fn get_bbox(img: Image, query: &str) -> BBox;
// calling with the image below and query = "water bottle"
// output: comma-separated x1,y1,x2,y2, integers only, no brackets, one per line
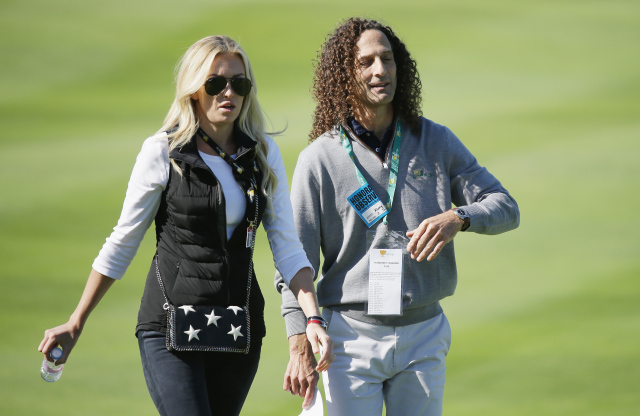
41,347,64,382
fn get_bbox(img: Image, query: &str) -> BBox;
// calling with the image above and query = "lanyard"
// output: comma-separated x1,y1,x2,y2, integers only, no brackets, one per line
197,128,259,229
340,120,402,225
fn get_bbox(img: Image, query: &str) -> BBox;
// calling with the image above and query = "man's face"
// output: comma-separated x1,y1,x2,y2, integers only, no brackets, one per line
352,29,397,111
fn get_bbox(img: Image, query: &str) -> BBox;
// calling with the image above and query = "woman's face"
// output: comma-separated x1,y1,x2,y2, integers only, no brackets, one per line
192,53,247,131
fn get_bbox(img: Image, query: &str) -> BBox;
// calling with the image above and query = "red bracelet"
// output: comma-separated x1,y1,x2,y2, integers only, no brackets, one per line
306,316,328,329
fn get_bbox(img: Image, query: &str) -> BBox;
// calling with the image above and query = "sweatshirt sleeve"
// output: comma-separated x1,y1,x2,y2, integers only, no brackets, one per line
275,148,323,337
262,137,314,286
446,128,520,234
91,135,169,279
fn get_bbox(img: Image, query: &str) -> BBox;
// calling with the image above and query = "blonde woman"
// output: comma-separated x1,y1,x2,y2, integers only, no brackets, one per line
38,35,333,416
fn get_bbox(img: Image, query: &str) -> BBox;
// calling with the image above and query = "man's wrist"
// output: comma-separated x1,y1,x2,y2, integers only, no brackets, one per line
284,310,308,338
288,333,310,353
452,207,471,231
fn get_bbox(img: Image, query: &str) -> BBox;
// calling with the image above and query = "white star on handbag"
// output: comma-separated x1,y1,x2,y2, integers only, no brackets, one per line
179,305,196,315
227,306,243,315
228,324,243,341
205,310,222,327
185,325,201,341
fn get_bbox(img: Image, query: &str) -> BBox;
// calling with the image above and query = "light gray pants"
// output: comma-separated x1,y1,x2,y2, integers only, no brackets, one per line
322,309,451,416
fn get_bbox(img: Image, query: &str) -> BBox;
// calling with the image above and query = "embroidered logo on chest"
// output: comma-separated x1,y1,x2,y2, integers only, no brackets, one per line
411,169,433,180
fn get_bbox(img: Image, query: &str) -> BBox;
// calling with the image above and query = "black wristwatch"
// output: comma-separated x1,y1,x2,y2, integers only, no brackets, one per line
452,208,470,231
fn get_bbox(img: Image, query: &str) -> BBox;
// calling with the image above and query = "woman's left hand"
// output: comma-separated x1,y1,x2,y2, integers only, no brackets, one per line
305,324,334,372
287,267,334,371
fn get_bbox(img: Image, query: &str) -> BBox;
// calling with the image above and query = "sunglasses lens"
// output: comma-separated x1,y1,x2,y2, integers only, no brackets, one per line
204,77,227,96
230,78,252,96
204,77,252,97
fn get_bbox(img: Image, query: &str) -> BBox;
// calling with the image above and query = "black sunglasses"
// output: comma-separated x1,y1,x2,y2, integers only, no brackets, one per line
204,76,252,97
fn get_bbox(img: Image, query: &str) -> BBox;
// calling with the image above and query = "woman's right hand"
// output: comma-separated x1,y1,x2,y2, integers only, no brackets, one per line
38,320,82,365
37,269,116,364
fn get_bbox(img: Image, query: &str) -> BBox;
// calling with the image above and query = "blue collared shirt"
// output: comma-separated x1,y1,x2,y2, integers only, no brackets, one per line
347,117,394,160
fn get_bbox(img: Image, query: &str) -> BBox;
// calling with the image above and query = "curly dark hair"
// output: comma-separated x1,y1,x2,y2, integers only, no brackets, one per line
309,17,422,142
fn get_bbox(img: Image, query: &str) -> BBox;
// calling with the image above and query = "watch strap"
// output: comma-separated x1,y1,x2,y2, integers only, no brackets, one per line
453,208,471,231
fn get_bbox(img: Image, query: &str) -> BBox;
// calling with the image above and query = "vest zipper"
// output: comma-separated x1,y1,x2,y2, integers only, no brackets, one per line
223,248,231,305
216,183,232,305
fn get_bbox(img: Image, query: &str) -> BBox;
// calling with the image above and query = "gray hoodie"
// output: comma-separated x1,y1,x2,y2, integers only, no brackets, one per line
276,117,520,337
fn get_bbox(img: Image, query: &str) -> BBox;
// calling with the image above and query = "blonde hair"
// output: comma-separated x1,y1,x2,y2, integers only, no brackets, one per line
158,35,277,214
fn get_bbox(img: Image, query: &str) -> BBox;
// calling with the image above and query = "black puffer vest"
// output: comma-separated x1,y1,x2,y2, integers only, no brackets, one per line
136,130,267,340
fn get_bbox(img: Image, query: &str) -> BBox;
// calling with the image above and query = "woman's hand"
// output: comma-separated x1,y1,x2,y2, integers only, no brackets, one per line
283,329,334,410
288,268,334,371
306,323,334,372
286,268,335,408
37,269,115,364
38,321,82,365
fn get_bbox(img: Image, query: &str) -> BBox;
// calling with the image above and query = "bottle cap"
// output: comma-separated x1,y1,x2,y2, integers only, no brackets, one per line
50,347,63,360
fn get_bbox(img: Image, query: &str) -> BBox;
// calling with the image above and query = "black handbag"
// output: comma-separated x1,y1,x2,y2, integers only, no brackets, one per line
156,256,252,353
155,160,259,354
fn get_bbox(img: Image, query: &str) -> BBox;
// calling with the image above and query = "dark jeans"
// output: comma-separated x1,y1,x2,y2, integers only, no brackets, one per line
138,330,262,416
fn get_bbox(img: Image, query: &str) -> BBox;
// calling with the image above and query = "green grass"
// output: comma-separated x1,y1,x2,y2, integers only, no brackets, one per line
1,0,639,415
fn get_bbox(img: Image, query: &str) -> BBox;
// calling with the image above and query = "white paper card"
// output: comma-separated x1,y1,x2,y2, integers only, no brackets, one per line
298,387,324,416
367,248,403,315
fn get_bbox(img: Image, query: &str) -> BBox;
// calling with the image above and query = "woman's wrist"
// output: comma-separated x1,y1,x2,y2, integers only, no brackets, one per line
306,315,328,330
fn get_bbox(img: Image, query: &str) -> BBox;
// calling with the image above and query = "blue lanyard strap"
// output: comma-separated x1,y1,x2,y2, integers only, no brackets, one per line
340,120,402,225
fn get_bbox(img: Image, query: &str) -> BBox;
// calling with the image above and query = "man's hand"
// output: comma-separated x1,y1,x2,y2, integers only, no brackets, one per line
284,333,319,409
406,210,464,262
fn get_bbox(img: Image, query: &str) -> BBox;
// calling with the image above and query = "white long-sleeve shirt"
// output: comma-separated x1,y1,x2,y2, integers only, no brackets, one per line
92,132,312,286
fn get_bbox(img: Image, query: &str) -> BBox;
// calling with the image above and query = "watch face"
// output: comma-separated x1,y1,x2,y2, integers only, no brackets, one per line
455,208,467,217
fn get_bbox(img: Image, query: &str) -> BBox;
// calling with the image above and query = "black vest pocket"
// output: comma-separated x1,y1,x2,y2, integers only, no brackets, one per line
170,259,229,305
